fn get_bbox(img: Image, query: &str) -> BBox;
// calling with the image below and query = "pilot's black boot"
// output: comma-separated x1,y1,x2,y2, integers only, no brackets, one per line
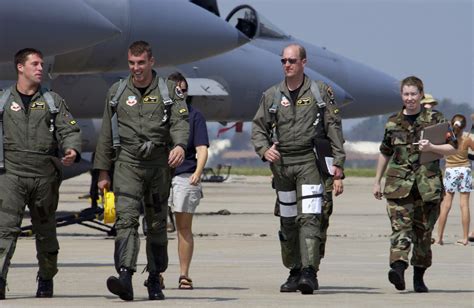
297,267,318,294
280,268,301,292
36,277,53,298
388,260,407,291
107,267,134,301
146,272,165,300
0,277,6,300
413,266,429,293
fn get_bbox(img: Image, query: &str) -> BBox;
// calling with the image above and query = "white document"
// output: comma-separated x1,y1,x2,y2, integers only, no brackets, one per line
325,157,334,175
301,184,323,214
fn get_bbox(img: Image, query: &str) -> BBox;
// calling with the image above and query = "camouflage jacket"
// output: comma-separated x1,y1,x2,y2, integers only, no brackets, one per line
380,107,457,201
1,86,82,177
251,75,345,166
94,71,189,170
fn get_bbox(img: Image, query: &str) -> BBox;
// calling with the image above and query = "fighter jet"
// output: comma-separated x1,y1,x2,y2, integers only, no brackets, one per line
0,0,403,178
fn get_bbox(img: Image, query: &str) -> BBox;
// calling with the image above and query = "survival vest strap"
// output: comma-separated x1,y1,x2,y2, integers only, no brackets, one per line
0,87,58,170
108,78,174,149
41,88,59,133
268,81,327,143
109,79,127,149
0,89,11,169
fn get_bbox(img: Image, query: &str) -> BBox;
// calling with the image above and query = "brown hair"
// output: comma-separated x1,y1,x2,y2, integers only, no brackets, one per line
14,48,43,72
282,44,307,60
400,76,423,94
168,72,188,88
451,114,466,137
128,41,153,59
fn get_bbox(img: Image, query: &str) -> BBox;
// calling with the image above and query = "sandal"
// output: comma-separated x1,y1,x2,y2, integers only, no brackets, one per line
456,239,468,246
178,275,193,290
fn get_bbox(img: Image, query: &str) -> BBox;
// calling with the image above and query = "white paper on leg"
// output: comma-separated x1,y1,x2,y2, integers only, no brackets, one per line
278,190,297,217
301,184,323,214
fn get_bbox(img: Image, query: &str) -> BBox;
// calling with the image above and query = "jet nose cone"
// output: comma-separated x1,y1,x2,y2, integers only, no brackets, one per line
0,0,120,63
129,0,249,66
339,58,401,118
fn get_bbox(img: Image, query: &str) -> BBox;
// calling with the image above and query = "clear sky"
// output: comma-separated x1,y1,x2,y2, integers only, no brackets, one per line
218,0,473,106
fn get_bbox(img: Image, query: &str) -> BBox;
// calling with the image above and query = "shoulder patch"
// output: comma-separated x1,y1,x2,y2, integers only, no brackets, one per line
179,108,187,114
69,120,77,125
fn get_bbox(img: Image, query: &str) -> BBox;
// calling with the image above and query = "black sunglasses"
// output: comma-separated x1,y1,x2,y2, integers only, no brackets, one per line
280,58,299,65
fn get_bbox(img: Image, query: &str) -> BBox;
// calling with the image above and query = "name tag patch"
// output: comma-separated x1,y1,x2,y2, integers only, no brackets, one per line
30,101,45,110
143,96,158,104
296,97,311,106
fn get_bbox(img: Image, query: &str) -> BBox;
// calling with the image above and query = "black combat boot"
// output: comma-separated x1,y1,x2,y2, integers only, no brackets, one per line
146,272,165,300
107,267,134,301
0,277,6,300
36,277,53,298
413,266,429,293
280,268,301,292
297,267,318,294
388,260,407,291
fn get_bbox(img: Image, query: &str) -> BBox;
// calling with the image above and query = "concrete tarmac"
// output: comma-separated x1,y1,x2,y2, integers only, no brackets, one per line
3,174,473,307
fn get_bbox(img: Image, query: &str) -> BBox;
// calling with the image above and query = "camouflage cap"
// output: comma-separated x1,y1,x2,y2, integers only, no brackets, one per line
421,93,438,106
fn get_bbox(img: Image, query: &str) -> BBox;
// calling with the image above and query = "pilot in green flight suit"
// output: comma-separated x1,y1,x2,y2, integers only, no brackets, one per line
94,41,189,301
0,48,81,300
252,44,345,295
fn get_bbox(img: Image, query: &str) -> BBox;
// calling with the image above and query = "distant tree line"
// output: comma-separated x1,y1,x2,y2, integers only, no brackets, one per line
344,99,473,142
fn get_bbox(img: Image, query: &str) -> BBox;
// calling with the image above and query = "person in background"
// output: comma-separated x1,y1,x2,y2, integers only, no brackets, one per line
436,114,474,246
420,93,438,109
167,72,209,289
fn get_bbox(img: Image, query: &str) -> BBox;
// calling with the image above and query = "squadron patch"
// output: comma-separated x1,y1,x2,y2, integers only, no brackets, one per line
30,101,45,110
143,95,158,104
327,86,335,104
296,97,311,106
126,95,137,106
280,96,290,107
10,102,21,112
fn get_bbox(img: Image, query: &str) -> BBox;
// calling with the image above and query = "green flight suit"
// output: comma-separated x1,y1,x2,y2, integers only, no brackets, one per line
0,86,82,280
94,71,189,274
380,107,457,268
252,75,345,272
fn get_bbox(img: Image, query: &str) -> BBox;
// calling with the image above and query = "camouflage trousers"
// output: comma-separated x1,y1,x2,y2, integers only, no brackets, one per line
386,185,440,268
271,161,323,271
0,172,60,280
113,161,171,274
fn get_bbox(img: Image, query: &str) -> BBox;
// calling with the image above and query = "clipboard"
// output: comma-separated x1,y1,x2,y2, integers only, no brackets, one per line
419,122,450,164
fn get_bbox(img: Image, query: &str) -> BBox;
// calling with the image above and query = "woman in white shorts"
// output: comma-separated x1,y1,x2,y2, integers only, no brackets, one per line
167,72,209,289
436,114,474,245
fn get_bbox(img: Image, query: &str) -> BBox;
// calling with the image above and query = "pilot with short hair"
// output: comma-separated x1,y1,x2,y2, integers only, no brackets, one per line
94,40,189,301
251,43,345,294
0,48,82,299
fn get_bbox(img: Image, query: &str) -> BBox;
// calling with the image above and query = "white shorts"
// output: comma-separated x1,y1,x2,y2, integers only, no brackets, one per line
168,173,203,214
443,167,472,193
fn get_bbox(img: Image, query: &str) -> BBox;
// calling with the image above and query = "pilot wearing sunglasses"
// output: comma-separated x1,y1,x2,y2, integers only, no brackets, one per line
252,44,345,295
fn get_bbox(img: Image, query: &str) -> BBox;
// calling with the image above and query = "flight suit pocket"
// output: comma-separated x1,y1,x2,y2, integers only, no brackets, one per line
392,133,408,145
384,168,410,199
